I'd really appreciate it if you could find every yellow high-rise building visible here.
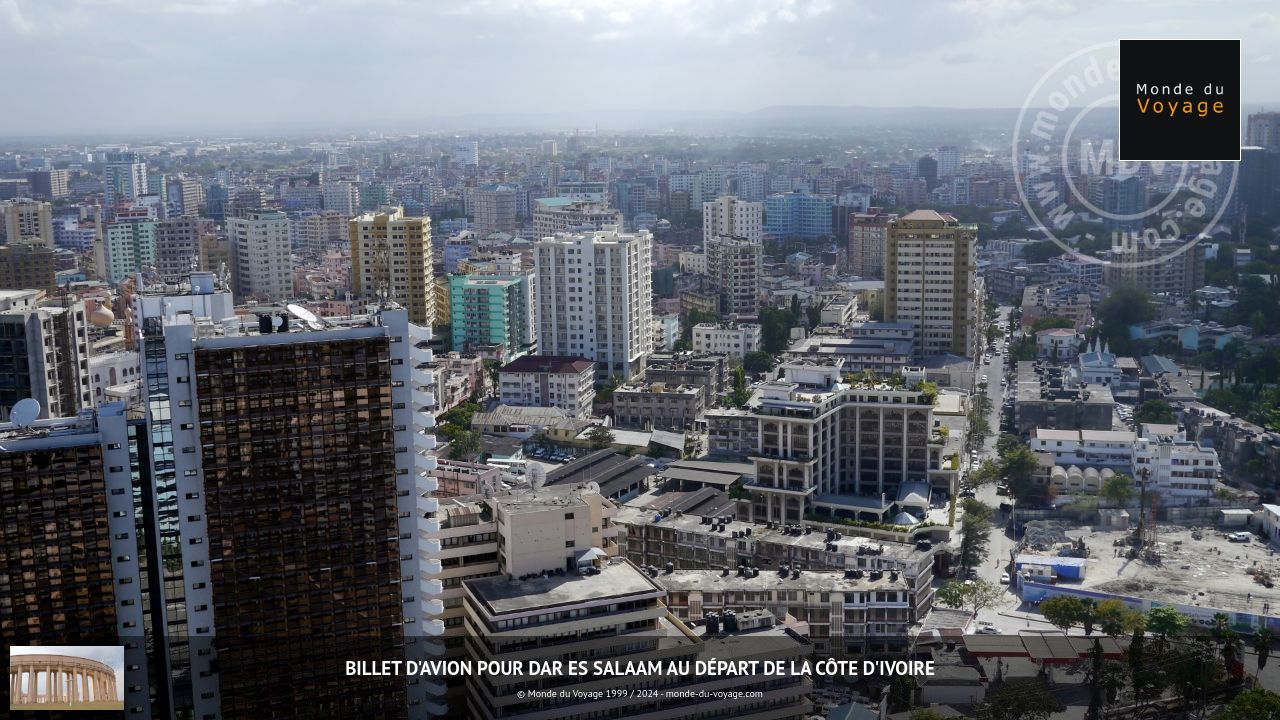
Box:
[885,209,981,359]
[349,207,435,326]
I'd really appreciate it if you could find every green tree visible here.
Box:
[1133,399,1177,426]
[1095,282,1155,354]
[1217,688,1280,720]
[1086,639,1105,720]
[957,498,993,570]
[1094,599,1142,637]
[743,351,774,374]
[586,425,615,450]
[729,366,751,408]
[448,430,482,460]
[976,678,1066,720]
[968,458,1001,488]
[1146,606,1190,648]
[1030,316,1075,332]
[935,579,1004,616]
[1002,445,1044,505]
[996,433,1023,457]
[1100,473,1135,508]
[1040,595,1086,633]
[596,375,622,404]
[868,295,885,322]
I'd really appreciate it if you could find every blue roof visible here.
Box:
[1016,554,1087,567]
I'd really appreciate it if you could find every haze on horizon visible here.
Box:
[2,0,1279,136]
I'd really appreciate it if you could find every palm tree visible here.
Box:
[1255,627,1275,680]
[1222,630,1244,683]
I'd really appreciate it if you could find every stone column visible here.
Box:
[74,670,81,704]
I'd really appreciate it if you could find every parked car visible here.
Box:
[1000,573,1011,584]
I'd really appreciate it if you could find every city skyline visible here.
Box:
[3,0,1280,135]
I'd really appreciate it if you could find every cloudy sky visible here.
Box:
[11,645,124,699]
[1,0,1278,135]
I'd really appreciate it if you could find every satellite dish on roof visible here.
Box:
[286,303,327,331]
[271,314,285,329]
[9,398,40,429]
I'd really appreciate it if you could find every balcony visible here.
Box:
[416,412,435,429]
[421,517,441,534]
[418,495,439,514]
[424,619,446,636]
[412,389,436,408]
[418,456,438,472]
[422,558,443,575]
[415,431,438,451]
[411,347,434,365]
[423,699,448,716]
[412,366,435,386]
[422,538,442,555]
[424,598,445,616]
[421,577,443,595]
[421,640,445,657]
[420,475,439,492]
[408,324,432,344]
[419,678,447,697]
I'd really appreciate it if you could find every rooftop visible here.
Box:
[465,559,664,616]
[657,568,907,594]
[499,355,593,375]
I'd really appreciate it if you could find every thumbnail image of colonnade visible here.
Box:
[9,653,119,706]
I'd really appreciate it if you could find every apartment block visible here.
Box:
[2,198,53,246]
[532,198,623,238]
[0,298,91,420]
[692,323,761,359]
[884,210,980,358]
[702,195,763,245]
[448,273,534,361]
[534,227,653,382]
[350,206,435,326]
[498,354,595,418]
[153,217,200,283]
[0,243,57,292]
[227,209,291,302]
[613,382,706,431]
[705,235,762,318]
[1103,237,1206,299]
[848,208,895,279]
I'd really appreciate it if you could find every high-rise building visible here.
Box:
[350,207,436,326]
[323,181,360,217]
[164,175,205,218]
[848,207,896,280]
[1247,111,1280,150]
[885,209,980,358]
[26,168,69,199]
[705,235,762,318]
[453,140,479,167]
[103,220,157,285]
[702,195,763,248]
[127,279,443,718]
[1090,174,1145,232]
[1,198,53,246]
[153,217,200,283]
[102,152,148,219]
[937,146,959,178]
[535,227,653,382]
[227,209,292,302]
[531,198,622,238]
[1103,237,1205,298]
[764,192,834,239]
[471,184,518,236]
[1239,146,1280,221]
[0,402,150,716]
[447,273,535,361]
[916,155,939,191]
[0,295,91,420]
[298,209,347,256]
[0,243,57,292]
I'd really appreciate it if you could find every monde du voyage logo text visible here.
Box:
[1120,39,1241,161]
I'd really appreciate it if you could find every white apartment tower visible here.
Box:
[227,209,292,302]
[702,195,763,248]
[535,227,653,382]
[323,181,359,217]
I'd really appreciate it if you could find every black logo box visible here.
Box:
[1119,39,1241,162]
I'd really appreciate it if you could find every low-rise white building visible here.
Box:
[1036,327,1080,360]
[497,355,595,418]
[1030,429,1135,471]
[678,250,706,274]
[691,322,761,360]
[1133,423,1221,500]
[88,350,140,407]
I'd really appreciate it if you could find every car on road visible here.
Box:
[981,375,989,383]
[1228,532,1252,543]
[1000,572,1010,584]
[975,626,1002,635]
[959,489,976,498]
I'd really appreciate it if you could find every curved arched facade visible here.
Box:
[9,654,117,706]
